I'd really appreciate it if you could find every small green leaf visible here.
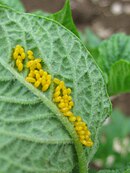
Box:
[108,60,130,95]
[96,33,130,96]
[97,33,130,74]
[0,0,25,11]
[0,4,111,173]
[94,109,130,170]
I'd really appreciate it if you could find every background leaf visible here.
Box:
[0,0,25,12]
[94,33,130,96]
[0,5,111,173]
[93,109,130,170]
[108,60,130,95]
[124,169,130,173]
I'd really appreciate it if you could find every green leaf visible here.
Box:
[124,169,130,173]
[0,5,111,173]
[33,0,79,37]
[94,109,130,169]
[108,60,130,95]
[0,0,25,11]
[96,33,130,96]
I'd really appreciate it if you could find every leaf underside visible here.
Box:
[0,5,111,173]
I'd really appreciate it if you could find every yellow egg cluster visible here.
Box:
[13,45,26,71]
[53,78,93,147]
[26,50,51,92]
[53,78,75,118]
[12,45,93,147]
[74,116,93,147]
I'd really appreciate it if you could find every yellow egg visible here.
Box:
[26,77,36,83]
[76,116,82,122]
[42,79,46,86]
[42,84,49,91]
[63,89,68,95]
[28,55,34,60]
[34,70,39,74]
[18,63,23,72]
[16,59,21,67]
[69,101,74,107]
[58,102,65,108]
[13,52,18,59]
[81,140,87,146]
[59,81,65,88]
[16,45,21,49]
[69,116,76,122]
[68,96,72,101]
[26,61,33,68]
[60,107,69,113]
[17,55,23,61]
[27,50,33,55]
[35,58,42,63]
[55,86,61,92]
[67,88,71,94]
[75,126,83,131]
[80,135,85,140]
[34,80,41,88]
[54,91,60,97]
[36,62,42,70]
[63,95,68,100]
[28,70,35,78]
[21,52,26,59]
[78,130,85,135]
[39,69,44,76]
[36,73,41,80]
[64,111,73,117]
[85,141,93,147]
[43,71,48,77]
[53,96,61,102]
[19,47,24,54]
[53,78,60,85]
